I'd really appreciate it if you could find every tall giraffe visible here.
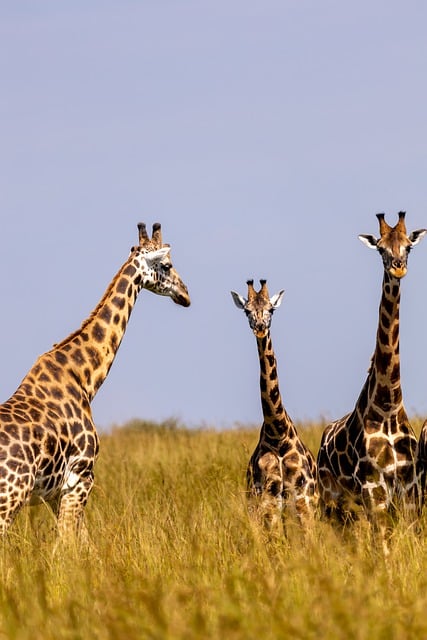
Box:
[317,212,426,552]
[231,280,317,529]
[0,222,190,539]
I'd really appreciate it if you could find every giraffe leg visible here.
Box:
[0,501,23,535]
[247,452,281,530]
[367,507,392,558]
[293,492,317,528]
[247,481,284,531]
[317,467,354,524]
[361,484,393,558]
[398,459,423,517]
[0,470,36,536]
[417,459,426,510]
[56,467,94,542]
[395,479,422,536]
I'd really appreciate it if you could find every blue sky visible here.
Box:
[2,2,427,430]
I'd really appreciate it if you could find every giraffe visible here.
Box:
[231,279,318,530]
[0,222,190,540]
[317,212,426,553]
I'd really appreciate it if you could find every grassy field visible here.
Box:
[1,418,427,639]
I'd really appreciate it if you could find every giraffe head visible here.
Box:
[131,222,190,306]
[359,211,427,279]
[231,279,284,338]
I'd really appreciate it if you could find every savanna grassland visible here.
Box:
[2,418,427,639]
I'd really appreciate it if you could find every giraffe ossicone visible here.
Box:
[231,279,318,530]
[0,222,190,539]
[317,211,426,555]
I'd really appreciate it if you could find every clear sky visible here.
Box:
[1,2,427,430]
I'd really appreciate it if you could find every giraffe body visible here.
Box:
[0,223,190,537]
[231,280,317,529]
[317,212,426,550]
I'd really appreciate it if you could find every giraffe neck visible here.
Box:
[356,271,404,419]
[256,333,297,445]
[47,254,145,402]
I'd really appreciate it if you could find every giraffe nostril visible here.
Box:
[253,323,267,338]
[390,259,407,277]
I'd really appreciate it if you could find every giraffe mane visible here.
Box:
[51,281,121,351]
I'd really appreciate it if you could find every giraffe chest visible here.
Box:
[361,424,417,471]
[323,415,417,483]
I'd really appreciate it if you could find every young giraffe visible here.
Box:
[231,280,318,529]
[317,212,426,553]
[0,222,190,539]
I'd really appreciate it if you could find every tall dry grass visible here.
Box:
[0,418,426,639]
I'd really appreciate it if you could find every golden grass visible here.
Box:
[0,418,427,639]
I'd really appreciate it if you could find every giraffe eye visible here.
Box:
[161,262,172,272]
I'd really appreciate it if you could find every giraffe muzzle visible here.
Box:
[254,327,268,338]
[172,288,191,307]
[390,260,407,279]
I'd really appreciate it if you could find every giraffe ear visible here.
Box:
[144,247,171,265]
[230,291,246,309]
[358,234,378,249]
[270,290,284,309]
[409,228,427,246]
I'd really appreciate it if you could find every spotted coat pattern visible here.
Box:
[317,212,426,551]
[231,280,318,529]
[0,222,190,538]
